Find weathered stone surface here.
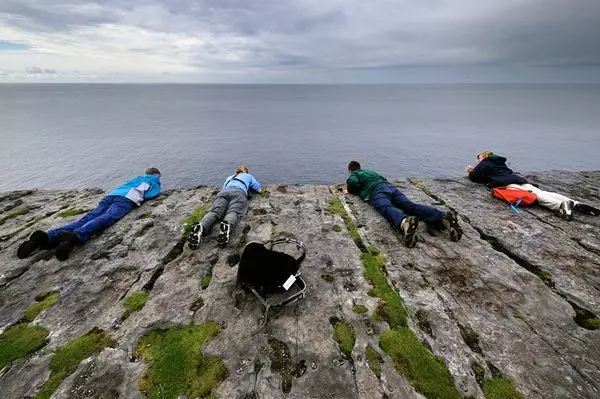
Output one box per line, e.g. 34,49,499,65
0,171,599,398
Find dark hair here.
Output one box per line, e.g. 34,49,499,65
145,167,161,176
348,161,361,172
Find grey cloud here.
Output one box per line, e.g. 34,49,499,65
2,0,600,81
26,66,56,74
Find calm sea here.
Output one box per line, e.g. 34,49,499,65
1,84,599,191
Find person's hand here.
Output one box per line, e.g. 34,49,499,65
466,165,474,173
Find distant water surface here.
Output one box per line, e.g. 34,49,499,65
1,84,599,191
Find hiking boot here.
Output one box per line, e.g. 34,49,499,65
17,230,50,259
574,203,600,216
559,200,575,221
54,232,79,261
217,221,231,248
187,223,203,250
442,211,463,242
399,216,419,248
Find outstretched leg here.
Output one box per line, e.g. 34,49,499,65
389,185,461,241
510,183,577,220
219,190,249,247
188,193,229,249
48,197,113,244
17,197,113,259
72,197,134,242
388,186,444,224
371,184,419,247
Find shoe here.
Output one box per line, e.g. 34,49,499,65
574,203,600,216
217,221,231,248
187,223,203,250
16,230,50,259
54,232,79,261
399,216,419,248
442,211,463,242
559,200,575,221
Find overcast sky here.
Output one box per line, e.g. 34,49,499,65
1,0,599,83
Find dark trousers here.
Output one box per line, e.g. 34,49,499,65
370,183,444,226
48,195,135,243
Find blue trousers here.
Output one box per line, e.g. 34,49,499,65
48,195,135,243
370,183,444,227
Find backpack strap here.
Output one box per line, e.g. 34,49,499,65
268,238,306,268
225,173,249,191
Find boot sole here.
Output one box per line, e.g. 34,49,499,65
55,242,74,261
447,212,463,242
17,240,39,259
403,217,419,248
187,224,203,250
217,223,230,248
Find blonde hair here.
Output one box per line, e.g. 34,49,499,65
477,151,494,161
235,165,249,174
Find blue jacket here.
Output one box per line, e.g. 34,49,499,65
108,174,161,206
222,173,261,194
469,156,528,188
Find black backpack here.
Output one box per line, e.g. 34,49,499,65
236,238,307,332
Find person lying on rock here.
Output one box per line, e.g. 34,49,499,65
17,167,162,261
345,161,462,248
467,151,600,220
188,165,261,249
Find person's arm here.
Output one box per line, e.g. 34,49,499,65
144,181,161,200
468,163,487,183
249,175,262,192
346,174,361,195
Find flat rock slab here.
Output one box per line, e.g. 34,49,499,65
0,171,599,399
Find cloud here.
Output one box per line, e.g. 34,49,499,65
25,66,56,74
0,0,599,82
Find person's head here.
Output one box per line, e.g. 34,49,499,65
145,167,161,177
235,165,249,174
348,160,361,173
476,151,494,162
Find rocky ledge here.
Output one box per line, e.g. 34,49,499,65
0,171,599,399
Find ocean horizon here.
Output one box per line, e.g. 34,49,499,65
1,83,599,191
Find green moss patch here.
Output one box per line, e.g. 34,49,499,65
353,305,368,314
135,322,227,399
571,302,600,330
201,273,212,290
513,312,527,322
57,208,87,218
325,196,363,248
367,246,380,256
0,324,49,369
123,291,149,319
23,291,60,322
0,207,30,225
183,204,210,239
365,345,383,379
35,328,116,399
330,318,356,358
268,338,306,395
471,362,485,385
361,247,459,398
458,324,482,354
482,377,525,399
360,252,408,329
379,328,461,399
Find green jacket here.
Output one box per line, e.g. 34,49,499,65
346,169,388,201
